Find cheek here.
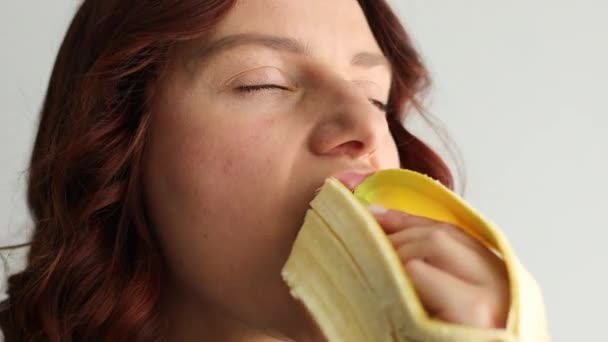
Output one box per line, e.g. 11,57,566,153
143,113,297,285
150,116,282,230
157,109,279,186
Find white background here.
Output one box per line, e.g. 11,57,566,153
1,1,607,341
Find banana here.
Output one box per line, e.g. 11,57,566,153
282,169,550,342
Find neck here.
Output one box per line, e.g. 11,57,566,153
160,283,323,342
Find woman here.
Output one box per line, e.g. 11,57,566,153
0,0,511,340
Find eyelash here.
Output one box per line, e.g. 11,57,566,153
236,84,389,113
236,84,290,93
370,99,389,113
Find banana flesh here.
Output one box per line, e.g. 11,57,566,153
282,169,550,342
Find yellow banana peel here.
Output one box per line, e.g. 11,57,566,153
282,169,550,342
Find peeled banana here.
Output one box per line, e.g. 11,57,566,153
282,169,549,342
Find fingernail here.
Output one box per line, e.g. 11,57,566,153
367,204,388,215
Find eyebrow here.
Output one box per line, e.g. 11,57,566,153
194,33,391,70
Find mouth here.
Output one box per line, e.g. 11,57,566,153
309,169,376,205
292,169,377,244
326,169,376,191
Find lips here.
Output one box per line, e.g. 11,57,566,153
328,170,376,191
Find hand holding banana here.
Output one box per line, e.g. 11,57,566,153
369,206,510,329
282,169,550,342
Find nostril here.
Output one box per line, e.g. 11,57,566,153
336,140,364,156
335,141,379,162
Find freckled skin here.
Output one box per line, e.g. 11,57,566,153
142,0,398,340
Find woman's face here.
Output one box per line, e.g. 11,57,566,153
143,0,400,339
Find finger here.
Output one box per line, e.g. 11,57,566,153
396,229,503,286
388,226,431,245
388,224,482,252
367,205,436,234
369,205,500,262
405,259,505,329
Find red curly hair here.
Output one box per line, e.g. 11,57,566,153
0,0,454,340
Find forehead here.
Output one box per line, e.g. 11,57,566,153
207,0,383,57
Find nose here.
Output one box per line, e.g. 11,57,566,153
308,77,388,162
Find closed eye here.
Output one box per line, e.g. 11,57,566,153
370,99,389,113
236,84,290,93
236,85,388,113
